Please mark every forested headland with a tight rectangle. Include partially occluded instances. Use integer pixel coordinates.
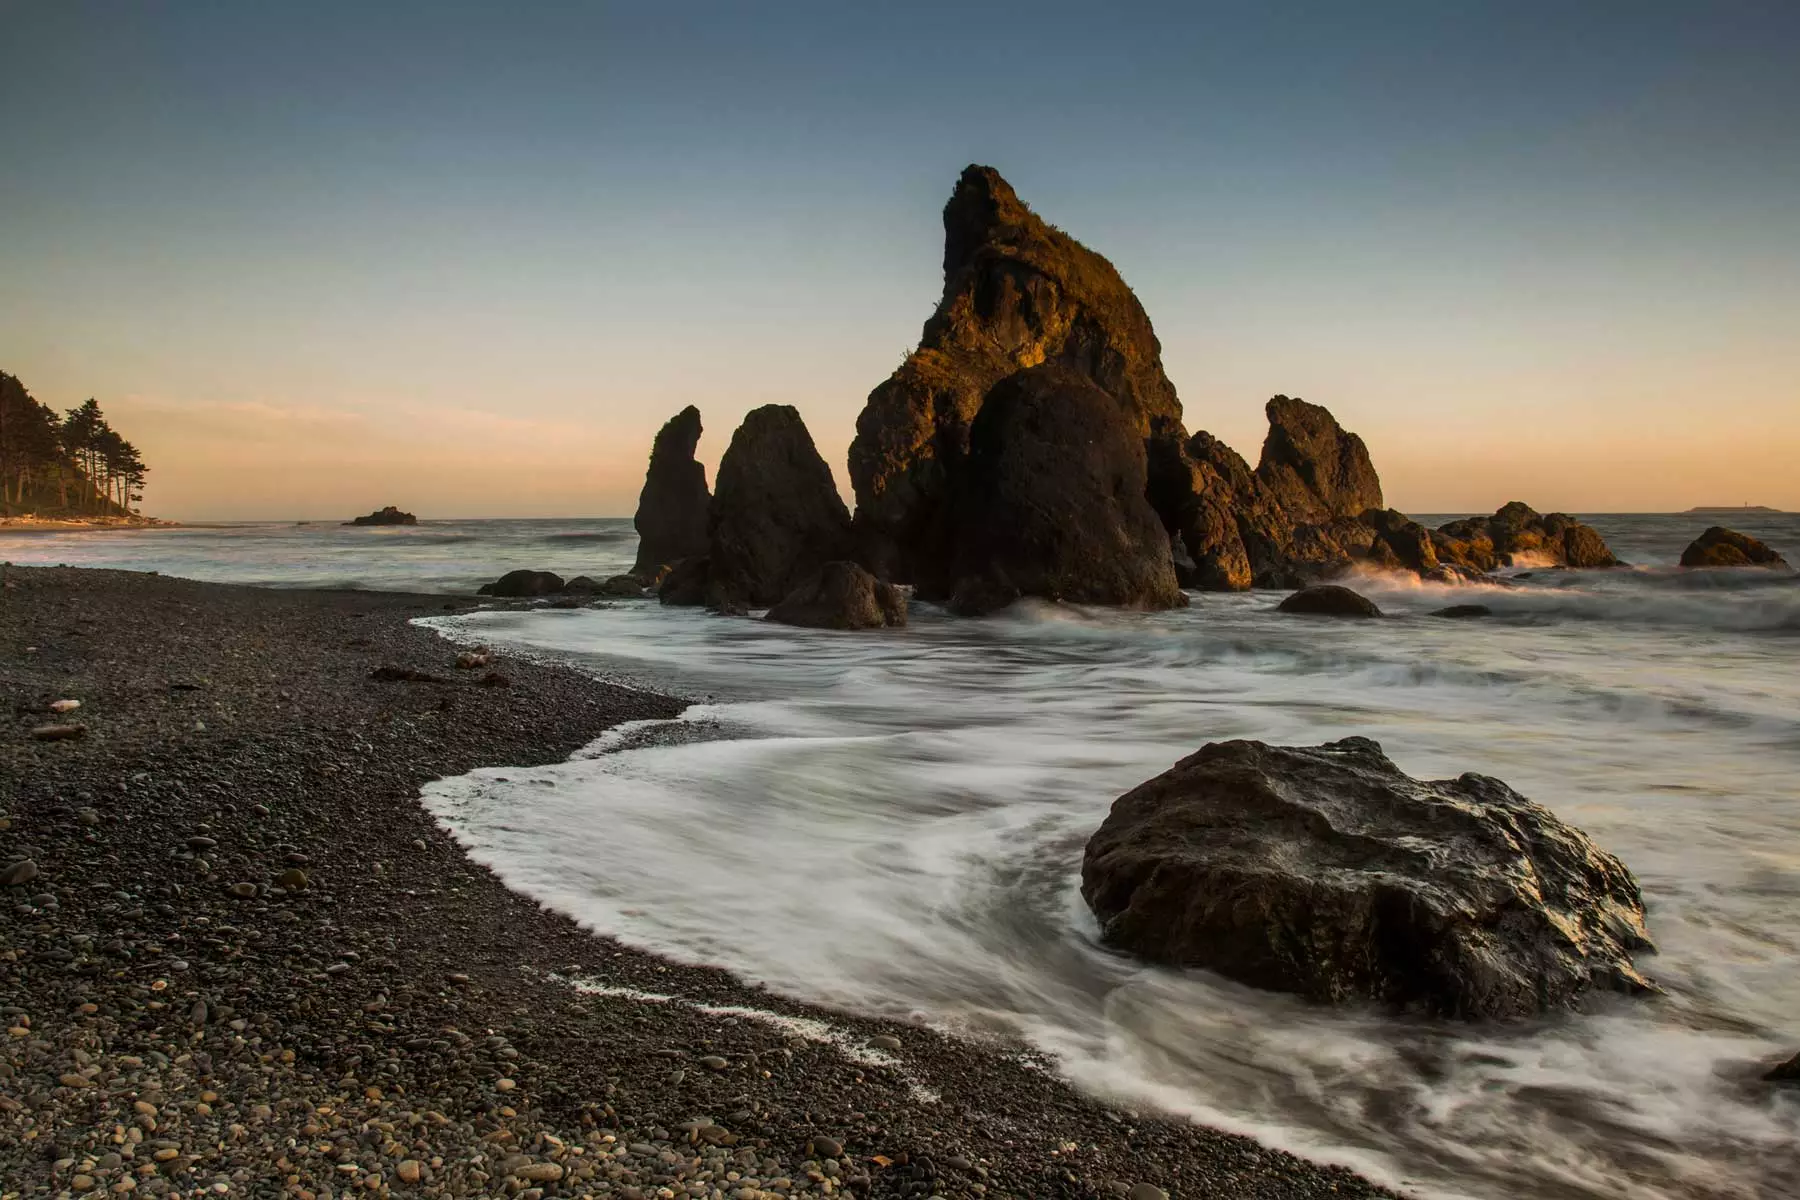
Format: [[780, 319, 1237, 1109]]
[[0, 370, 150, 519]]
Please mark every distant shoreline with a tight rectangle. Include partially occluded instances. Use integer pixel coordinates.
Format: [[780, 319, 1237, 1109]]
[[1683, 505, 1785, 515], [0, 515, 177, 532]]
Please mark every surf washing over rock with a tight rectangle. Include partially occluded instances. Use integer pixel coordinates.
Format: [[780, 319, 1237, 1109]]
[[628, 166, 1622, 619]]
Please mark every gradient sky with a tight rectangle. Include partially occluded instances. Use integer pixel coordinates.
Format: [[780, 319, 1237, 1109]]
[[3, 1, 1798, 519]]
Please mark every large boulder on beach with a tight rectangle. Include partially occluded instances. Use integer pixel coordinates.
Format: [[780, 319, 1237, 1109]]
[[706, 405, 853, 608], [477, 569, 565, 597], [940, 365, 1184, 615], [1436, 503, 1620, 571], [1680, 526, 1787, 569], [848, 165, 1185, 587], [1276, 584, 1381, 618], [766, 561, 907, 630], [1254, 396, 1383, 525], [1080, 737, 1657, 1019], [632, 406, 712, 575]]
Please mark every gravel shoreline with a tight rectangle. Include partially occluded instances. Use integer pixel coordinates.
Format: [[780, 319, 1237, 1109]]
[[2, 566, 1399, 1200]]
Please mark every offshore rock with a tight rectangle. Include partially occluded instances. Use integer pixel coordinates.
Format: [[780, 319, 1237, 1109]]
[[766, 561, 907, 630], [849, 165, 1185, 587], [707, 405, 853, 608], [1436, 503, 1620, 571], [348, 506, 416, 526], [1680, 526, 1788, 569], [632, 405, 712, 575], [1081, 737, 1658, 1019], [941, 366, 1184, 614], [1276, 584, 1382, 618]]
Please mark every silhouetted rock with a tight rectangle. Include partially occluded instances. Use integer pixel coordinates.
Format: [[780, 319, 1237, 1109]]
[[1255, 396, 1383, 525], [1765, 1052, 1800, 1083], [599, 573, 652, 597], [940, 366, 1184, 615], [1680, 526, 1788, 569], [707, 405, 853, 607], [849, 165, 1185, 587], [1276, 584, 1381, 618], [1434, 503, 1619, 571], [1432, 604, 1493, 619], [657, 556, 711, 607], [562, 575, 604, 594], [766, 561, 907, 630], [348, 506, 416, 526], [1080, 737, 1657, 1018], [476, 569, 565, 597], [632, 406, 712, 575]]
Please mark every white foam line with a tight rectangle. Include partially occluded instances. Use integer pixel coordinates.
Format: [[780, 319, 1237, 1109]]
[[555, 975, 941, 1104]]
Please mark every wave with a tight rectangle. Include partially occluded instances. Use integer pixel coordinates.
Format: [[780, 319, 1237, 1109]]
[[538, 530, 631, 544]]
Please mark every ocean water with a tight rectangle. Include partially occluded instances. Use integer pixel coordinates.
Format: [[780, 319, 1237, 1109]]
[[8, 513, 1799, 1199]]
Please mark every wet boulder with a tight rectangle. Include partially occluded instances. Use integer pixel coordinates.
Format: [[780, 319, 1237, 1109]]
[[707, 405, 853, 607], [1276, 584, 1381, 618], [476, 569, 565, 597], [1080, 737, 1658, 1019], [1765, 1052, 1800, 1084], [766, 561, 907, 630], [1680, 526, 1787, 569], [1439, 503, 1620, 570], [1432, 604, 1493, 619], [941, 365, 1184, 614], [632, 405, 713, 575]]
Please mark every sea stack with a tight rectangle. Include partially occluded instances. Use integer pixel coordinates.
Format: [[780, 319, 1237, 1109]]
[[848, 165, 1185, 594], [631, 406, 712, 576]]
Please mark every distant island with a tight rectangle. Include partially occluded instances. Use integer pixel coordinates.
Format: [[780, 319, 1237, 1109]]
[[347, 505, 418, 526], [1685, 505, 1784, 515]]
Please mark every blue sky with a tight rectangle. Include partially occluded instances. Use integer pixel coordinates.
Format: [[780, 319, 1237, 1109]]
[[3, 1, 1797, 517]]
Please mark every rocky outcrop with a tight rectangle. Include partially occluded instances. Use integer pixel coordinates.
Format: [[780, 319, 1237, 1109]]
[[705, 405, 853, 608], [632, 406, 712, 575], [766, 561, 907, 630], [1254, 396, 1383, 525], [657, 557, 711, 607], [1080, 737, 1657, 1019], [939, 366, 1184, 615], [1435, 503, 1620, 571], [1680, 526, 1787, 568], [849, 165, 1184, 587], [476, 569, 565, 597], [348, 506, 416, 526], [1276, 584, 1381, 618]]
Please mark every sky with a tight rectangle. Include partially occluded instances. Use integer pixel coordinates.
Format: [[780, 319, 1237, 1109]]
[[3, 1, 1798, 519]]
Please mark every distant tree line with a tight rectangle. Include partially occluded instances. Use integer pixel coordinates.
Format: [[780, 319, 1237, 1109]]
[[0, 371, 149, 516]]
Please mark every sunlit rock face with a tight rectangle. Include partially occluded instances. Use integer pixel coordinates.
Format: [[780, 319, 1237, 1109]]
[[1082, 736, 1658, 1020]]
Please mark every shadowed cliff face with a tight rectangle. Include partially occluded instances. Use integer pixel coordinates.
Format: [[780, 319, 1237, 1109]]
[[849, 166, 1184, 588], [707, 404, 853, 608]]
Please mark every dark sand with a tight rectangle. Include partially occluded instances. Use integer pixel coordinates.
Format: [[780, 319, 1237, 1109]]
[[1, 566, 1398, 1199]]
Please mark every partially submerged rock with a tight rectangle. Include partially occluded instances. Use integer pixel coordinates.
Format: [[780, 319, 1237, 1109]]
[[1276, 584, 1381, 618], [347, 505, 417, 526], [707, 405, 854, 607], [476, 569, 565, 597], [1680, 526, 1787, 569], [766, 561, 907, 630], [1765, 1052, 1800, 1083], [1080, 737, 1657, 1019], [632, 406, 712, 575], [657, 557, 712, 607], [1432, 604, 1493, 619], [1436, 503, 1620, 571], [941, 366, 1184, 614]]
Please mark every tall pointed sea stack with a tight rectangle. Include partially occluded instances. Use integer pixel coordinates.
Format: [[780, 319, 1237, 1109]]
[[849, 165, 1185, 592], [631, 406, 712, 576]]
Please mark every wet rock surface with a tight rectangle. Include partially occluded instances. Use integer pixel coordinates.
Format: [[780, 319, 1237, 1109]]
[[1081, 737, 1657, 1019], [476, 569, 566, 598], [1276, 585, 1382, 618], [1680, 526, 1788, 568], [766, 562, 906, 630], [1435, 503, 1621, 572], [632, 406, 713, 576], [1253, 397, 1383, 526], [2, 567, 1397, 1198]]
